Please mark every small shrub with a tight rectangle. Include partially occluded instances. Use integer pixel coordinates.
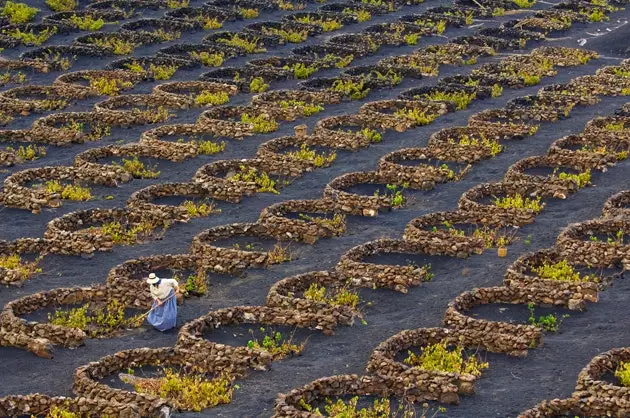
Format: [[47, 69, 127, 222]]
[[552, 169, 591, 188], [286, 144, 336, 167], [298, 213, 345, 234], [521, 73, 541, 86], [513, 0, 536, 7], [89, 37, 136, 55], [262, 27, 309, 43], [69, 14, 105, 31], [492, 194, 544, 213], [1, 1, 38, 24], [5, 27, 57, 46], [278, 99, 323, 116], [130, 368, 233, 412], [404, 33, 420, 45], [189, 51, 224, 67], [44, 51, 74, 70], [217, 34, 265, 53], [418, 91, 476, 110], [492, 7, 505, 16], [241, 113, 278, 133], [249, 76, 269, 93], [277, 0, 305, 10], [615, 362, 630, 387], [5, 144, 47, 161], [295, 16, 342, 32], [43, 180, 92, 201], [300, 397, 444, 417], [182, 200, 217, 217], [46, 0, 77, 12], [239, 8, 259, 19], [356, 10, 372, 22], [112, 156, 160, 178], [304, 283, 359, 308], [198, 16, 223, 30], [357, 127, 382, 143], [394, 107, 438, 126], [0, 254, 41, 281], [267, 243, 292, 263], [247, 327, 304, 359], [124, 61, 145, 73], [532, 260, 599, 282], [88, 76, 133, 95], [374, 183, 408, 207], [95, 219, 166, 244], [152, 28, 181, 42], [448, 134, 503, 157], [283, 62, 318, 79], [49, 299, 143, 337], [228, 165, 279, 193], [587, 9, 608, 22], [195, 139, 226, 155], [527, 303, 564, 332], [330, 79, 370, 100], [403, 340, 489, 376], [167, 0, 189, 7], [149, 64, 177, 80], [131, 106, 172, 123], [194, 90, 230, 106], [0, 71, 26, 85], [44, 405, 82, 417], [491, 84, 503, 97]]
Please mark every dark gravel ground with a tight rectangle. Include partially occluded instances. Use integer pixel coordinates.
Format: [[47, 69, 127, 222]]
[[1, 1, 630, 417]]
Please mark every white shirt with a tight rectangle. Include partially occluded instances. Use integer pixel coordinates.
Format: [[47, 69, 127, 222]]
[[149, 278, 179, 300]]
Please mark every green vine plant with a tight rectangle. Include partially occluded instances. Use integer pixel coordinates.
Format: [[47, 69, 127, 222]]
[[277, 0, 307, 11], [278, 99, 324, 116], [60, 120, 111, 141], [286, 144, 336, 167], [193, 139, 226, 155], [393, 107, 439, 126], [4, 27, 57, 46], [193, 90, 230, 106], [431, 222, 517, 248], [247, 327, 305, 359], [492, 194, 544, 213], [43, 51, 73, 71], [48, 299, 143, 337], [227, 165, 279, 194], [1, 1, 38, 24], [189, 51, 225, 67], [330, 79, 370, 100], [173, 272, 208, 296], [532, 260, 599, 283], [0, 254, 42, 282], [303, 282, 359, 308], [403, 340, 489, 376], [87, 219, 169, 245], [151, 28, 181, 42], [587, 229, 625, 246], [294, 16, 343, 32], [363, 69, 403, 86], [615, 362, 630, 387], [283, 62, 319, 79], [355, 127, 382, 143], [319, 53, 354, 69], [527, 303, 567, 332], [122, 367, 234, 412], [550, 168, 591, 188], [447, 134, 503, 157], [217, 34, 266, 53], [299, 396, 446, 417], [343, 8, 372, 22], [112, 156, 160, 179], [373, 183, 408, 207], [149, 64, 177, 80], [46, 0, 77, 12], [267, 243, 293, 264], [262, 27, 309, 43], [34, 180, 93, 201], [298, 213, 346, 235], [249, 76, 269, 93], [417, 91, 477, 110], [4, 144, 47, 161], [181, 199, 219, 217], [239, 8, 259, 19], [167, 0, 190, 7], [88, 37, 137, 55], [513, 0, 536, 8], [130, 106, 173, 123], [0, 70, 26, 86], [88, 76, 133, 95], [69, 14, 106, 31], [241, 113, 279, 133]]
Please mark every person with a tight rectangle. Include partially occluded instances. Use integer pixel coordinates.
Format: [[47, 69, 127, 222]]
[[146, 273, 180, 331]]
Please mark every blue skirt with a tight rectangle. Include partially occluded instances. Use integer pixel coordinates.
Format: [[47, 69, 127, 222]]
[[147, 290, 177, 331]]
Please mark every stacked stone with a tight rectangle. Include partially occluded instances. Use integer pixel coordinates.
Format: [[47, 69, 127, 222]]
[[603, 190, 630, 218], [468, 108, 540, 137], [0, 394, 141, 418], [127, 182, 216, 221], [574, 348, 630, 413], [31, 111, 114, 145], [548, 133, 626, 169], [313, 114, 381, 150], [140, 122, 223, 160], [0, 84, 88, 114], [504, 155, 596, 194], [152, 80, 238, 103], [358, 99, 454, 132]]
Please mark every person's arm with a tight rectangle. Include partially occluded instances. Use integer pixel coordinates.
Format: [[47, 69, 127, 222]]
[[169, 278, 180, 293]]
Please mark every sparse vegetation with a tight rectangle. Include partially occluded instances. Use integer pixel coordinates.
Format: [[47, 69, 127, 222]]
[[418, 91, 477, 110], [492, 194, 544, 213], [217, 35, 265, 53], [304, 283, 359, 308], [267, 243, 293, 263], [0, 254, 42, 281], [131, 106, 172, 123], [149, 64, 177, 80], [112, 156, 160, 179], [41, 180, 92, 201], [89, 37, 136, 55], [1, 1, 38, 24], [527, 303, 565, 332], [228, 165, 279, 194], [262, 27, 309, 43], [286, 144, 336, 167], [69, 14, 105, 31], [189, 51, 224, 67], [513, 0, 536, 8], [48, 299, 143, 337], [551, 169, 591, 188], [94, 219, 166, 245], [247, 327, 304, 359], [283, 62, 318, 79], [167, 0, 189, 7], [5, 27, 57, 46], [88, 77, 133, 95], [373, 183, 408, 207], [241, 113, 278, 133], [298, 213, 345, 234], [182, 200, 217, 217], [330, 79, 370, 100], [532, 260, 599, 283], [174, 272, 208, 296], [299, 397, 446, 417], [46, 0, 77, 12], [278, 99, 324, 116], [5, 144, 47, 161], [249, 76, 269, 93], [239, 8, 259, 19], [394, 108, 438, 126], [403, 340, 489, 376], [615, 362, 630, 387], [194, 90, 230, 106], [194, 139, 226, 155], [448, 134, 503, 157]]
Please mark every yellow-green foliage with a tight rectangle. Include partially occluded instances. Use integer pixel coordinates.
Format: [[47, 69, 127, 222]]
[[0, 254, 41, 281], [616, 362, 630, 387], [321, 53, 353, 69], [394, 108, 438, 126], [521, 73, 541, 86], [89, 77, 133, 95], [295, 16, 343, 32], [330, 79, 370, 100], [46, 0, 77, 12], [42, 405, 82, 417], [304, 283, 359, 308], [553, 169, 591, 188], [277, 0, 305, 10], [247, 328, 304, 359], [175, 272, 208, 296], [69, 14, 105, 31], [152, 28, 181, 42], [149, 64, 177, 80], [533, 260, 599, 282], [89, 37, 136, 55], [263, 27, 309, 43], [113, 156, 160, 178], [492, 7, 505, 16], [124, 61, 145, 73], [60, 120, 111, 140], [194, 90, 230, 106], [286, 144, 336, 167], [48, 299, 142, 337], [5, 27, 57, 46], [228, 165, 279, 194], [307, 396, 434, 418], [420, 91, 477, 110], [1, 1, 38, 24], [239, 8, 259, 19], [97, 219, 160, 244], [267, 243, 292, 263], [404, 340, 489, 376], [493, 194, 544, 213], [351, 9, 372, 22], [167, 0, 189, 7], [513, 0, 536, 8], [449, 134, 503, 157], [249, 77, 269, 93], [612, 67, 630, 78], [283, 62, 318, 79], [491, 84, 503, 97], [189, 51, 224, 67], [198, 16, 223, 30], [132, 106, 172, 123], [195, 139, 226, 155], [182, 200, 217, 217], [587, 9, 608, 22], [44, 180, 92, 201], [298, 213, 346, 234], [218, 34, 265, 53], [0, 71, 26, 85], [357, 127, 382, 143], [44, 51, 74, 70], [278, 99, 324, 116], [241, 113, 279, 133], [604, 122, 626, 131], [5, 144, 47, 161], [133, 369, 233, 412]]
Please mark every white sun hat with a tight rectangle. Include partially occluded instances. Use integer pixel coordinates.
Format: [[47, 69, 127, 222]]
[[146, 273, 160, 284]]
